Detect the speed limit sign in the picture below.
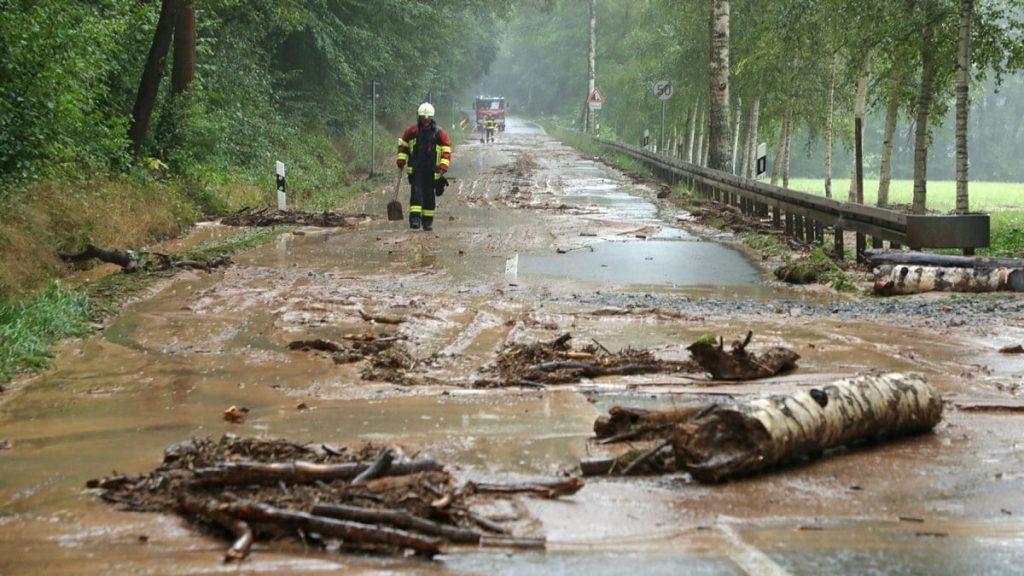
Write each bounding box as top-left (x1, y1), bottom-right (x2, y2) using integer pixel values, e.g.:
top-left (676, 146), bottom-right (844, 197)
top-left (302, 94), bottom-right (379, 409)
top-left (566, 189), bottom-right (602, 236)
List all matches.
top-left (653, 80), bottom-right (673, 101)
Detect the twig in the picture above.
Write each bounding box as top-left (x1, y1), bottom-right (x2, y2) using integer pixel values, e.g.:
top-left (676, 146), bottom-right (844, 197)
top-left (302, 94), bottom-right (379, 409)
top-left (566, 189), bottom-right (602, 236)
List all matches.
top-left (620, 439), bottom-right (672, 476)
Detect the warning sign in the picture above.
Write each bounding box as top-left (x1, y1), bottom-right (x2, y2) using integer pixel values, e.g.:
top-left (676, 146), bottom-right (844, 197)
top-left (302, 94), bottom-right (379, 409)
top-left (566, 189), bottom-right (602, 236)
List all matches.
top-left (587, 87), bottom-right (605, 110)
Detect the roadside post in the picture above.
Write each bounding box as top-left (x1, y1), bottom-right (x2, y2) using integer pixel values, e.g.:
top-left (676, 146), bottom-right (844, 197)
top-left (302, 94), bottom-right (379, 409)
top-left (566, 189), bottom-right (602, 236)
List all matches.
top-left (755, 142), bottom-right (767, 178)
top-left (276, 161), bottom-right (286, 210)
top-left (653, 80), bottom-right (673, 153)
top-left (366, 80), bottom-right (382, 177)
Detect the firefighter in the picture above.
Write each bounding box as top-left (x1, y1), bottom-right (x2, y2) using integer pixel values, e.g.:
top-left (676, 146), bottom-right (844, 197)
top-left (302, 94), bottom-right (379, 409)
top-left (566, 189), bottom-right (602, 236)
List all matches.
top-left (484, 118), bottom-right (497, 143)
top-left (396, 103), bottom-right (451, 231)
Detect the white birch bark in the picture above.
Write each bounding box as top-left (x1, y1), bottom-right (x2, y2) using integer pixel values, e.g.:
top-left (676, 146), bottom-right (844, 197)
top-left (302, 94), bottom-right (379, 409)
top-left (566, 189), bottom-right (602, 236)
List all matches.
top-left (955, 0), bottom-right (973, 213)
top-left (673, 373), bottom-right (943, 482)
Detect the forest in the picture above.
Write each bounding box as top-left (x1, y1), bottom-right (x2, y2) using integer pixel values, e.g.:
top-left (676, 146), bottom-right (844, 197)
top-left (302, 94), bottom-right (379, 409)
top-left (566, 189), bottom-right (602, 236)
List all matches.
top-left (2, 0), bottom-right (1024, 298)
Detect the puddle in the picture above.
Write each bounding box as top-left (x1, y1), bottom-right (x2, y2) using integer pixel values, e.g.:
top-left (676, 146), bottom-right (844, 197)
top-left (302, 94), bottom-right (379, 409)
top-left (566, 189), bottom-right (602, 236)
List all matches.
top-left (519, 239), bottom-right (764, 294)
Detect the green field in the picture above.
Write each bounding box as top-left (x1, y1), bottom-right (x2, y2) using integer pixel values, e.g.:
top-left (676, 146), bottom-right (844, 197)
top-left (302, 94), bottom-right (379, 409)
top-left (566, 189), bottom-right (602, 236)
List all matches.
top-left (785, 178), bottom-right (1024, 212)
top-left (785, 179), bottom-right (1023, 256)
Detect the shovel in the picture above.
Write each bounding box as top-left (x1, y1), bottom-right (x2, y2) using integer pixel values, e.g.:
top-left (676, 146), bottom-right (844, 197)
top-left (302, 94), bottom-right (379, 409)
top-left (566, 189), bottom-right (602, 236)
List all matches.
top-left (386, 171), bottom-right (403, 221)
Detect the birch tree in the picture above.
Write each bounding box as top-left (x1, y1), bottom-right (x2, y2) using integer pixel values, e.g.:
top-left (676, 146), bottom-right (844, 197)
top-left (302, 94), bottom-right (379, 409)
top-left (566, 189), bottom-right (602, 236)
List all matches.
top-left (707, 0), bottom-right (732, 171)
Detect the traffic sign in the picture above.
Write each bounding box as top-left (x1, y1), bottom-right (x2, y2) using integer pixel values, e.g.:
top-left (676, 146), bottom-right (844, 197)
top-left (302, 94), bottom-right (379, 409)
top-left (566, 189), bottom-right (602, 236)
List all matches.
top-left (587, 87), bottom-right (605, 110)
top-left (755, 142), bottom-right (768, 178)
top-left (653, 80), bottom-right (673, 100)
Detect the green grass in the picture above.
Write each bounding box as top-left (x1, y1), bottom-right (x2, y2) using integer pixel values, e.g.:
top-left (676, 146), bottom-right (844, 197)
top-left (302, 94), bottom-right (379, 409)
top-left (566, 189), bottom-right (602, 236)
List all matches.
top-left (788, 178), bottom-right (1024, 257)
top-left (0, 281), bottom-right (92, 382)
top-left (785, 178), bottom-right (1024, 213)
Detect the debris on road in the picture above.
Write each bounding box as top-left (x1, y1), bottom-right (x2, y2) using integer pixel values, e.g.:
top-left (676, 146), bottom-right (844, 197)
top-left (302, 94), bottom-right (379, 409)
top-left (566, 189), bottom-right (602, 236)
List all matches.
top-left (474, 332), bottom-right (701, 388)
top-left (221, 207), bottom-right (375, 227)
top-left (86, 436), bottom-right (572, 561)
top-left (584, 373), bottom-right (942, 482)
top-left (686, 331), bottom-right (799, 380)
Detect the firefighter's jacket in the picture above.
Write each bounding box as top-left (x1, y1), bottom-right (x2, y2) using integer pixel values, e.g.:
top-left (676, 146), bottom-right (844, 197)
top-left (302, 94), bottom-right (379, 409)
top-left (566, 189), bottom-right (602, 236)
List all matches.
top-left (396, 123), bottom-right (451, 180)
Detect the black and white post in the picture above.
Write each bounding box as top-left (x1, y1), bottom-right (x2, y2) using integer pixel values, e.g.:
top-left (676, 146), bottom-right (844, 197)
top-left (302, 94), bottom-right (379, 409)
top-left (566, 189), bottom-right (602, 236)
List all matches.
top-left (276, 160), bottom-right (286, 210)
top-left (369, 80), bottom-right (381, 177)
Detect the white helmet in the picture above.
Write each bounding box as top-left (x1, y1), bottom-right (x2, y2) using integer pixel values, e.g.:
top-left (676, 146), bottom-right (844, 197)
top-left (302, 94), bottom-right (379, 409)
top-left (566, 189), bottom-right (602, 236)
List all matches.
top-left (417, 102), bottom-right (435, 117)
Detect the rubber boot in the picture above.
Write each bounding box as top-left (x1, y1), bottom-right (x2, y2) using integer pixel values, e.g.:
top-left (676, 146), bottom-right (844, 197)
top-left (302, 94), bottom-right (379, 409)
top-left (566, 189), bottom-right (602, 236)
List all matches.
top-left (421, 216), bottom-right (433, 231)
top-left (409, 213), bottom-right (421, 229)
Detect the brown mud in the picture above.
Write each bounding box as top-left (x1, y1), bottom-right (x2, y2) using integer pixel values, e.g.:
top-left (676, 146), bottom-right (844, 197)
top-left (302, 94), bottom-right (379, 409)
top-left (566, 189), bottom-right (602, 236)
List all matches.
top-left (1, 118), bottom-right (1023, 574)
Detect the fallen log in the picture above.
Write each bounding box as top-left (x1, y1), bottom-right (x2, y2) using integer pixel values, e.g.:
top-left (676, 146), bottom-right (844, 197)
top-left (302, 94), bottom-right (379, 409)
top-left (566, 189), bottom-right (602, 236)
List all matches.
top-left (189, 457), bottom-right (444, 487)
top-left (874, 264), bottom-right (1024, 295)
top-left (216, 500), bottom-right (442, 556)
top-left (59, 244), bottom-right (231, 273)
top-left (672, 372), bottom-right (942, 482)
top-left (866, 249), bottom-right (1024, 269)
top-left (686, 331), bottom-right (800, 380)
top-left (60, 244), bottom-right (139, 271)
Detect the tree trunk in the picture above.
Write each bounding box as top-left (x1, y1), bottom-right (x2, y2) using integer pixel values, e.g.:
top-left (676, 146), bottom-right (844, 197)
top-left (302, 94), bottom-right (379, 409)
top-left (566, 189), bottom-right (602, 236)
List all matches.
top-left (687, 97), bottom-right (699, 163)
top-left (707, 0), bottom-right (732, 171)
top-left (171, 1), bottom-right (195, 95)
top-left (746, 96), bottom-right (760, 177)
top-left (878, 66), bottom-right (901, 207)
top-left (128, 0), bottom-right (182, 156)
top-left (851, 53), bottom-right (872, 204)
top-left (867, 249), bottom-right (1024, 269)
top-left (955, 0), bottom-right (973, 213)
top-left (824, 53), bottom-right (837, 198)
top-left (731, 97), bottom-right (743, 174)
top-left (781, 90), bottom-right (794, 188)
top-left (672, 373), bottom-right (942, 482)
top-left (874, 265), bottom-right (1024, 295)
top-left (913, 14), bottom-right (937, 215)
top-left (585, 0), bottom-right (596, 134)
top-left (696, 104), bottom-right (706, 166)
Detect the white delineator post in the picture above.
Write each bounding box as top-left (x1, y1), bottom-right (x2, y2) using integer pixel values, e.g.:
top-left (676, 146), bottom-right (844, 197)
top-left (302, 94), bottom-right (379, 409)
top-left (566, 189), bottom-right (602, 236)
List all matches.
top-left (276, 161), bottom-right (286, 210)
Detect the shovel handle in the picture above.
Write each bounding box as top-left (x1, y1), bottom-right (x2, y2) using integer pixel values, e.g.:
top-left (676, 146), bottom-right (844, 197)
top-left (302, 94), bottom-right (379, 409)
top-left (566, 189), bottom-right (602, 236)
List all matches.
top-left (392, 171), bottom-right (403, 200)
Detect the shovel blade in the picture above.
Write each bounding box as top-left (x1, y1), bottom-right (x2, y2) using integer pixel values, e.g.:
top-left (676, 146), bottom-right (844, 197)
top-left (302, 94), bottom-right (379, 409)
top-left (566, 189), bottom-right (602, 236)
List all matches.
top-left (386, 200), bottom-right (403, 221)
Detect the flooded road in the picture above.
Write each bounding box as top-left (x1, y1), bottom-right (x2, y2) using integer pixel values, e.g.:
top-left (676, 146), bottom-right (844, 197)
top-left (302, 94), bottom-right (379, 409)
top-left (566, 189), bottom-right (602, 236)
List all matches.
top-left (2, 118), bottom-right (1023, 574)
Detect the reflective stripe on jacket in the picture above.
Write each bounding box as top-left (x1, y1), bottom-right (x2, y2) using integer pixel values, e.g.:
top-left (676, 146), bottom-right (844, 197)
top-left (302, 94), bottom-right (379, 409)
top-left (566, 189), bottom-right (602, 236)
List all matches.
top-left (397, 123), bottom-right (452, 179)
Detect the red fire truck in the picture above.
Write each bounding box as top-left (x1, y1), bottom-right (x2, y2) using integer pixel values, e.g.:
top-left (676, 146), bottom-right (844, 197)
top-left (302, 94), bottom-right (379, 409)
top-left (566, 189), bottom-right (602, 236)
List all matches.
top-left (474, 96), bottom-right (506, 132)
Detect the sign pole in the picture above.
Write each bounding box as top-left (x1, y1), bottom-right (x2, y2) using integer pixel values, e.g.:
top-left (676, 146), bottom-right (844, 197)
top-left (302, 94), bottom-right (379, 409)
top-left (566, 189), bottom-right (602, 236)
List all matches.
top-left (370, 82), bottom-right (376, 177)
top-left (660, 99), bottom-right (666, 154)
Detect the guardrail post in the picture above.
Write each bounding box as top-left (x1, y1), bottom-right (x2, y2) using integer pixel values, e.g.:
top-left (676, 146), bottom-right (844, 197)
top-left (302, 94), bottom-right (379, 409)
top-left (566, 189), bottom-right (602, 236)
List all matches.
top-left (785, 212), bottom-right (794, 237)
top-left (772, 206), bottom-right (781, 228)
top-left (856, 233), bottom-right (867, 263)
top-left (872, 236), bottom-right (883, 249)
top-left (834, 228), bottom-right (845, 260)
top-left (815, 221), bottom-right (823, 243)
top-left (804, 217), bottom-right (815, 243)
top-left (795, 215), bottom-right (805, 241)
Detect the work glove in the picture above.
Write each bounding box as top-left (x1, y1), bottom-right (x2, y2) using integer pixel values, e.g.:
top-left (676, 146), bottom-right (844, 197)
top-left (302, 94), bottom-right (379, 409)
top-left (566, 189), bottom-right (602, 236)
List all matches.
top-left (396, 159), bottom-right (406, 170)
top-left (434, 176), bottom-right (448, 197)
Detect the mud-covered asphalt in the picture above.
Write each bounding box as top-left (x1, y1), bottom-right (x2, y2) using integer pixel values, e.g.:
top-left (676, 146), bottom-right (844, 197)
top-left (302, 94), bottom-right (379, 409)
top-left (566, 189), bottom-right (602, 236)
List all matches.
top-left (1, 118), bottom-right (1022, 575)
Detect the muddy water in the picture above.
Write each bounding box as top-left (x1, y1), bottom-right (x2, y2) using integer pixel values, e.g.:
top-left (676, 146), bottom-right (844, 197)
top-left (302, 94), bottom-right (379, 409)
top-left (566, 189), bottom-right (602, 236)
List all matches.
top-left (2, 118), bottom-right (1023, 574)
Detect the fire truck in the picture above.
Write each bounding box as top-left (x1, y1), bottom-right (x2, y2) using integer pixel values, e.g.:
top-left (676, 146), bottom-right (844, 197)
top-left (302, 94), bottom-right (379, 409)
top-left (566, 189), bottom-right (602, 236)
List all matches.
top-left (474, 96), bottom-right (506, 132)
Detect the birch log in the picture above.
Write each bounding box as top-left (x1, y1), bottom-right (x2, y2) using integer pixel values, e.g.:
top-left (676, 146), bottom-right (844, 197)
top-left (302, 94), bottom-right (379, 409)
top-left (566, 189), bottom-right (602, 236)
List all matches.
top-left (672, 373), bottom-right (942, 482)
top-left (874, 264), bottom-right (1024, 295)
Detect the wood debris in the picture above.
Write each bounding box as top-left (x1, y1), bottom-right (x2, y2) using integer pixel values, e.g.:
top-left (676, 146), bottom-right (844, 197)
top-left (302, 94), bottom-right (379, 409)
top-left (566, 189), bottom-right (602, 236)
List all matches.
top-left (86, 435), bottom-right (573, 562)
top-left (474, 333), bottom-right (701, 388)
top-left (221, 207), bottom-right (375, 227)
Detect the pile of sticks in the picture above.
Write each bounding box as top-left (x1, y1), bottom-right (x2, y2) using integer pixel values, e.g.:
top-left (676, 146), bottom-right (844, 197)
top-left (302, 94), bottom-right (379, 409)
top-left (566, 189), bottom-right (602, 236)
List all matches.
top-left (221, 207), bottom-right (374, 227)
top-left (475, 333), bottom-right (701, 388)
top-left (87, 435), bottom-right (582, 561)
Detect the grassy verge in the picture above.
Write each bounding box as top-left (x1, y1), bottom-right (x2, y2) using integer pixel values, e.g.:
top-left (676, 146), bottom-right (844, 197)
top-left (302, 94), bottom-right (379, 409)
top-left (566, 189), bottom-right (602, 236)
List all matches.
top-left (0, 281), bottom-right (92, 382)
top-left (1, 226), bottom-right (290, 383)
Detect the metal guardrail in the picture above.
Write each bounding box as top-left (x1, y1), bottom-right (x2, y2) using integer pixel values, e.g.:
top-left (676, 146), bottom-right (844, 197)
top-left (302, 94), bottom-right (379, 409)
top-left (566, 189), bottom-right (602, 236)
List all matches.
top-left (595, 138), bottom-right (990, 258)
